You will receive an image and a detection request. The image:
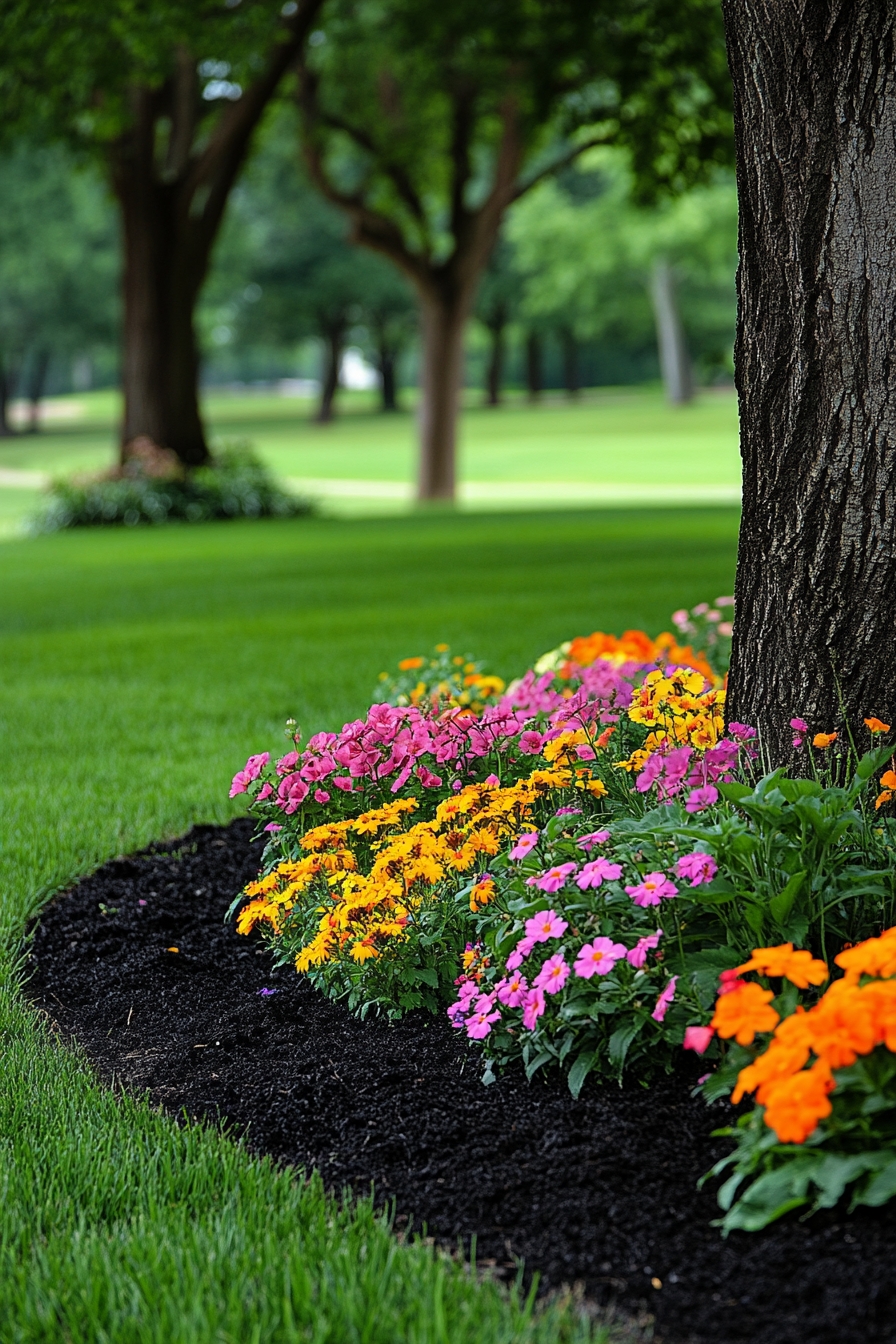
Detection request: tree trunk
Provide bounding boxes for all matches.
[526,332,542,402]
[379,343,398,411]
[417,289,468,501]
[723,1,896,756]
[26,348,50,432]
[0,354,20,436]
[561,330,579,398]
[317,326,343,423]
[651,258,693,405]
[484,322,504,407]
[116,161,209,466]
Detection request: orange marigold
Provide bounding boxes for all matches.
[735,943,829,989]
[835,927,896,983]
[812,732,838,749]
[803,980,877,1068]
[711,981,780,1045]
[762,1060,834,1144]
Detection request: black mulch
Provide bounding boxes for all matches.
[26,819,896,1344]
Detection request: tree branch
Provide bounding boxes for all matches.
[510,133,616,202]
[312,103,429,232]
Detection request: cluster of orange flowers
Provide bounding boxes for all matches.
[711,930,896,1144]
[562,629,716,684]
[615,667,726,772]
[237,763,604,971]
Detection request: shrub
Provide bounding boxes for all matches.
[30,443,311,532]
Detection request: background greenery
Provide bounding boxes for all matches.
[0,506,738,1340]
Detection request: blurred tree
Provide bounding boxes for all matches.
[475,241,518,407]
[0,144,118,436]
[507,153,738,396]
[0,0,323,465]
[295,0,733,500]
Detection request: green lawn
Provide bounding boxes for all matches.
[0,506,739,1341]
[0,385,741,529]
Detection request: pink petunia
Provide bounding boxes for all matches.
[576,857,623,889]
[510,831,539,860]
[626,929,662,968]
[527,862,578,893]
[229,751,270,797]
[522,986,546,1030]
[685,785,718,813]
[790,716,809,749]
[416,765,443,788]
[683,1025,715,1054]
[314,788,331,804]
[651,975,678,1022]
[484,774,500,786]
[675,851,718,886]
[524,910,568,943]
[574,937,627,979]
[625,872,678,907]
[332,775,354,793]
[496,972,529,1007]
[257,782,273,801]
[519,730,544,754]
[534,953,571,995]
[276,773,309,814]
[263,822,283,833]
[576,829,610,852]
[466,1008,501,1039]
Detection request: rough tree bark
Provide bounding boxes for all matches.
[109,4,322,467]
[650,259,693,405]
[723,2,896,756]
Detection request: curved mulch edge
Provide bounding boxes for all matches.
[26,818,896,1344]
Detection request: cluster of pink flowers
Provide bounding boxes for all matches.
[635,726,756,811]
[509,839,716,911]
[501,659,641,720]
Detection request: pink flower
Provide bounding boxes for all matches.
[685,785,718,813]
[466,1007,501,1039]
[718,621,734,637]
[518,729,544,754]
[675,851,718,886]
[524,910,568,943]
[416,765,443,788]
[275,751,299,776]
[484,773,500,786]
[727,721,756,742]
[574,938,626,978]
[683,1025,715,1054]
[510,831,539,860]
[314,788,331,804]
[277,773,309,814]
[534,953,570,995]
[651,975,678,1023]
[576,829,610,852]
[263,822,282,833]
[790,716,809,749]
[332,776,354,792]
[497,972,529,1007]
[527,862,578,893]
[625,872,678,907]
[576,857,623,889]
[554,806,582,817]
[671,608,690,629]
[229,751,270,797]
[504,946,524,971]
[626,930,662,968]
[522,986,546,1029]
[257,782,273,801]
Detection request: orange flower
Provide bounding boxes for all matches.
[835,927,896,983]
[762,1060,834,1143]
[711,981,780,1045]
[812,732,838,749]
[731,1027,812,1104]
[864,717,891,734]
[469,876,496,911]
[398,656,425,671]
[803,980,877,1068]
[735,943,829,989]
[875,789,894,810]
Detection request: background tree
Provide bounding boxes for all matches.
[475,242,518,408]
[296,0,733,500]
[0,0,323,465]
[0,143,118,436]
[722,2,896,754]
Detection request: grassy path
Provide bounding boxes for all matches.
[0,508,739,1341]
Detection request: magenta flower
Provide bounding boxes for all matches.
[519,729,544,754]
[576,829,610,852]
[625,872,678,907]
[276,772,310,814]
[675,851,718,886]
[576,857,623,889]
[626,929,662,968]
[332,775,354,793]
[263,822,283,833]
[790,716,809,748]
[683,1025,714,1054]
[229,751,270,797]
[685,785,718,813]
[484,773,500,786]
[257,782,273,801]
[574,937,627,978]
[651,975,678,1022]
[314,788,331,804]
[522,986,546,1030]
[554,806,582,817]
[504,946,524,971]
[416,765,443,788]
[534,953,570,995]
[466,1007,501,1039]
[497,972,529,1007]
[527,862,578,893]
[524,910,568,943]
[727,722,756,742]
[510,831,539,860]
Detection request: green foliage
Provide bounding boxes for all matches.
[30,446,310,531]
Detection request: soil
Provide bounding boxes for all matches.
[26,819,896,1344]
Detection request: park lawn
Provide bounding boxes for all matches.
[0,506,739,1341]
[0,386,740,529]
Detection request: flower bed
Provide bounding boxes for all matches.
[229,597,896,1231]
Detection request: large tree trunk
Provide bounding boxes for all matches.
[651,258,693,405]
[417,289,469,500]
[317,325,344,424]
[484,321,504,407]
[526,332,542,402]
[723,1,896,756]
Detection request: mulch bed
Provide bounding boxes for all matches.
[26,819,896,1344]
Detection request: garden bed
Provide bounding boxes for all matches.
[27,818,896,1344]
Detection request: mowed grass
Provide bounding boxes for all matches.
[0,507,739,1341]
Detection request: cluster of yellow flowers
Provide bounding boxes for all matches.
[237,764,607,971]
[617,667,726,771]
